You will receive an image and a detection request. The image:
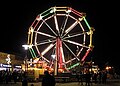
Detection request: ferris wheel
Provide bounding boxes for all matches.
[27,7,94,72]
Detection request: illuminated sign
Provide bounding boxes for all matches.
[15,65,22,68]
[0,64,11,68]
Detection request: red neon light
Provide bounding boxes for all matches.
[31,15,41,29]
[81,48,91,61]
[70,8,83,17]
[31,19,36,27]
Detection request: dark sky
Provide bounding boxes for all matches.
[0,0,119,72]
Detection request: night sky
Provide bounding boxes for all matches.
[0,0,119,72]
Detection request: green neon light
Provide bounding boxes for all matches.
[29,48,34,58]
[40,8,53,19]
[42,12,51,18]
[67,62,80,70]
[83,17,91,30]
[31,48,37,58]
[40,8,52,15]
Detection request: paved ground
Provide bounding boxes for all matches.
[0,79,120,86]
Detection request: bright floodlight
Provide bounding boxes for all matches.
[22,45,29,50]
[51,54,56,59]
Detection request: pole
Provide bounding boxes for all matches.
[22,44,29,72]
[54,56,58,76]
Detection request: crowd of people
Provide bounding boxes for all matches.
[0,70,24,84]
[41,69,108,86]
[92,70,107,84]
[0,69,55,86]
[77,69,108,86]
[0,69,30,86]
[0,69,117,86]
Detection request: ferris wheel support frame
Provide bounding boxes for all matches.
[26,6,94,73]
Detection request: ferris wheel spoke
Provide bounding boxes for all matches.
[35,39,56,46]
[54,14,60,35]
[63,42,80,61]
[40,56,50,63]
[61,14,69,36]
[63,32,87,40]
[34,31,56,38]
[42,19,58,36]
[68,15,77,21]
[65,57,76,64]
[64,39,89,48]
[41,43,55,56]
[78,21,85,31]
[62,20,78,38]
[77,47,83,57]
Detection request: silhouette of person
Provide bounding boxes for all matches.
[22,72,28,86]
[93,73,98,84]
[98,71,102,84]
[85,70,91,86]
[31,84,34,86]
[12,70,17,84]
[42,70,56,86]
[79,72,84,85]
[102,71,107,84]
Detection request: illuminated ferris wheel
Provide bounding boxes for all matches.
[27,7,94,72]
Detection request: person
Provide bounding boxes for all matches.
[31,84,34,86]
[79,72,84,85]
[102,71,107,84]
[98,71,102,84]
[85,70,91,86]
[22,72,28,86]
[12,70,17,84]
[42,70,56,86]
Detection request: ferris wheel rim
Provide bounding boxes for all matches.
[27,6,94,71]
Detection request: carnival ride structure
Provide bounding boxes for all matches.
[26,6,94,74]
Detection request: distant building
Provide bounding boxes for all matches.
[0,52,23,71]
